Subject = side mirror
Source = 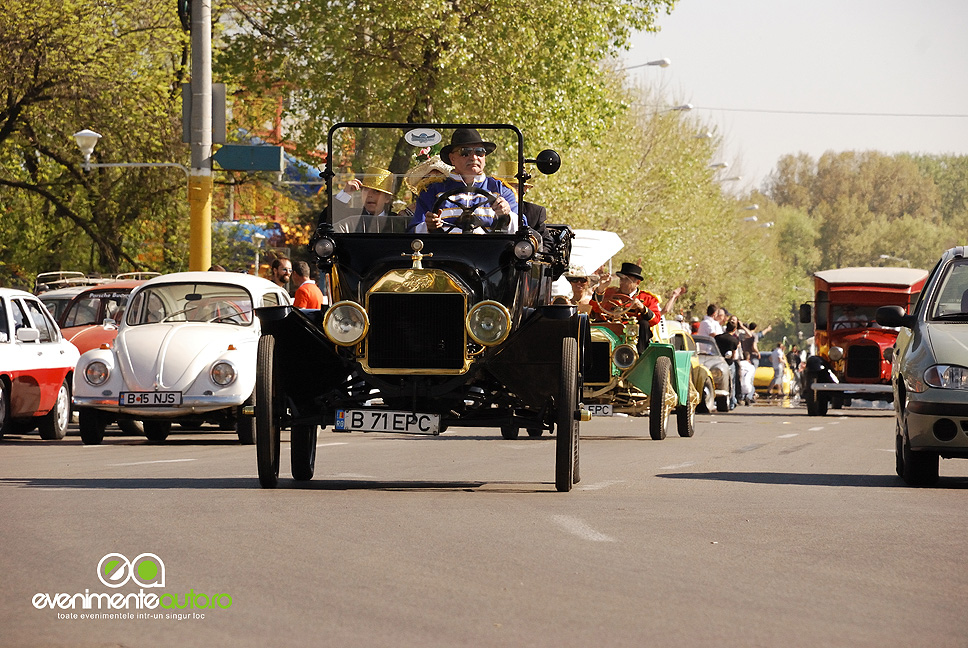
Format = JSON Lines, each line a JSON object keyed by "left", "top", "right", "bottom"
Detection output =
{"left": 799, "top": 303, "right": 812, "bottom": 324}
{"left": 876, "top": 305, "right": 916, "bottom": 329}
{"left": 16, "top": 327, "right": 40, "bottom": 342}
{"left": 530, "top": 149, "right": 561, "bottom": 175}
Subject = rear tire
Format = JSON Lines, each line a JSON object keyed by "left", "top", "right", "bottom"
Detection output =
{"left": 38, "top": 379, "right": 71, "bottom": 440}
{"left": 256, "top": 335, "right": 281, "bottom": 488}
{"left": 697, "top": 376, "right": 715, "bottom": 414}
{"left": 526, "top": 427, "right": 543, "bottom": 437}
{"left": 500, "top": 425, "right": 520, "bottom": 440}
{"left": 676, "top": 380, "right": 698, "bottom": 438}
{"left": 0, "top": 379, "right": 10, "bottom": 439}
{"left": 291, "top": 424, "right": 317, "bottom": 481}
{"left": 237, "top": 392, "right": 256, "bottom": 445}
{"left": 649, "top": 356, "right": 673, "bottom": 440}
{"left": 555, "top": 338, "right": 580, "bottom": 492}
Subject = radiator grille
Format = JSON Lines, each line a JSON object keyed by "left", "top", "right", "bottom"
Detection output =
{"left": 846, "top": 344, "right": 881, "bottom": 379}
{"left": 366, "top": 293, "right": 466, "bottom": 370}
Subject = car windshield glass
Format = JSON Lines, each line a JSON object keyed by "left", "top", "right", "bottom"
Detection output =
{"left": 829, "top": 305, "right": 884, "bottom": 330}
{"left": 126, "top": 283, "right": 253, "bottom": 326}
{"left": 63, "top": 290, "right": 131, "bottom": 327}
{"left": 323, "top": 124, "right": 525, "bottom": 235}
{"left": 695, "top": 338, "right": 720, "bottom": 356}
{"left": 930, "top": 258, "right": 968, "bottom": 320}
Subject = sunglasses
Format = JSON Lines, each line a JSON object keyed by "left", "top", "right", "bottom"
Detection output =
{"left": 279, "top": 268, "right": 292, "bottom": 274}
{"left": 567, "top": 277, "right": 587, "bottom": 284}
{"left": 459, "top": 146, "right": 488, "bottom": 157}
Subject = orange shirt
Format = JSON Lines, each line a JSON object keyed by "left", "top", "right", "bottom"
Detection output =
{"left": 293, "top": 280, "right": 324, "bottom": 309}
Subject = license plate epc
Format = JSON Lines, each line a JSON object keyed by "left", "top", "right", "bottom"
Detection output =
{"left": 336, "top": 409, "right": 439, "bottom": 434}
{"left": 586, "top": 403, "right": 613, "bottom": 416}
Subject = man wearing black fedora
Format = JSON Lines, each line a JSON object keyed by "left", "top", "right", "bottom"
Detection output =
{"left": 407, "top": 128, "right": 520, "bottom": 234}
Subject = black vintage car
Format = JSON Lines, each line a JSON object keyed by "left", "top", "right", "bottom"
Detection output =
{"left": 252, "top": 123, "right": 587, "bottom": 491}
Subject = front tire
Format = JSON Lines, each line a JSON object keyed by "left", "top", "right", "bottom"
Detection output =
{"left": 900, "top": 426, "right": 939, "bottom": 486}
{"left": 143, "top": 420, "right": 171, "bottom": 442}
{"left": 0, "top": 378, "right": 10, "bottom": 439}
{"left": 291, "top": 424, "right": 317, "bottom": 481}
{"left": 500, "top": 425, "right": 520, "bottom": 440}
{"left": 38, "top": 379, "right": 71, "bottom": 440}
{"left": 697, "top": 376, "right": 715, "bottom": 414}
{"left": 555, "top": 337, "right": 580, "bottom": 492}
{"left": 649, "top": 356, "right": 673, "bottom": 440}
{"left": 256, "top": 335, "right": 281, "bottom": 488}
{"left": 79, "top": 409, "right": 109, "bottom": 445}
{"left": 676, "top": 380, "right": 698, "bottom": 438}
{"left": 237, "top": 392, "right": 256, "bottom": 445}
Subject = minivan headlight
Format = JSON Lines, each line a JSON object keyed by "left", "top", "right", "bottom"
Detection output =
{"left": 923, "top": 365, "right": 968, "bottom": 390}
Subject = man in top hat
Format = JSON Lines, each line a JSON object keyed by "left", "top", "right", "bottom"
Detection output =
{"left": 408, "top": 128, "right": 519, "bottom": 234}
{"left": 592, "top": 262, "right": 662, "bottom": 326}
{"left": 333, "top": 166, "right": 407, "bottom": 233}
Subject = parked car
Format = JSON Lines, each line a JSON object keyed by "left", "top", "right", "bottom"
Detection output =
{"left": 692, "top": 334, "right": 732, "bottom": 412}
{"left": 0, "top": 288, "right": 80, "bottom": 439}
{"left": 753, "top": 353, "right": 796, "bottom": 399}
{"left": 72, "top": 272, "right": 291, "bottom": 444}
{"left": 667, "top": 321, "right": 717, "bottom": 414}
{"left": 57, "top": 280, "right": 147, "bottom": 355}
{"left": 876, "top": 246, "right": 968, "bottom": 486}
{"left": 257, "top": 122, "right": 585, "bottom": 491}
{"left": 33, "top": 271, "right": 107, "bottom": 294}
{"left": 39, "top": 285, "right": 87, "bottom": 324}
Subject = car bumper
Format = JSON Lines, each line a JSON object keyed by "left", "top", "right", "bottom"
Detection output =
{"left": 73, "top": 394, "right": 243, "bottom": 417}
{"left": 904, "top": 392, "right": 968, "bottom": 456}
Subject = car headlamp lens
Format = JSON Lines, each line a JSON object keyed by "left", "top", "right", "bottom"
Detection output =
{"left": 711, "top": 367, "right": 723, "bottom": 380}
{"left": 211, "top": 361, "right": 237, "bottom": 386}
{"left": 84, "top": 361, "right": 109, "bottom": 386}
{"left": 923, "top": 365, "right": 968, "bottom": 390}
{"left": 828, "top": 346, "right": 844, "bottom": 361}
{"left": 324, "top": 301, "right": 368, "bottom": 346}
{"left": 466, "top": 300, "right": 511, "bottom": 346}
{"left": 613, "top": 344, "right": 638, "bottom": 370}
{"left": 313, "top": 237, "right": 335, "bottom": 259}
{"left": 513, "top": 240, "right": 535, "bottom": 261}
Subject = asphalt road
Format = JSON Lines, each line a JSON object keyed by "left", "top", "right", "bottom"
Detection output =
{"left": 2, "top": 404, "right": 967, "bottom": 648}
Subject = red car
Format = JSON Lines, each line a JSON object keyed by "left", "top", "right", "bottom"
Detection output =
{"left": 57, "top": 280, "right": 147, "bottom": 355}
{"left": 0, "top": 288, "right": 80, "bottom": 439}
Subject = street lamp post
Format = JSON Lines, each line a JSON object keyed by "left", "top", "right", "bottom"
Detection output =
{"left": 622, "top": 58, "right": 672, "bottom": 71}
{"left": 252, "top": 232, "right": 266, "bottom": 277}
{"left": 73, "top": 130, "right": 190, "bottom": 187}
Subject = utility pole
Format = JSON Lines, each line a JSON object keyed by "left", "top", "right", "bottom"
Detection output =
{"left": 189, "top": 0, "right": 212, "bottom": 271}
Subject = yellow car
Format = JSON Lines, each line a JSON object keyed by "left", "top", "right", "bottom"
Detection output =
{"left": 667, "top": 322, "right": 717, "bottom": 414}
{"left": 753, "top": 354, "right": 796, "bottom": 399}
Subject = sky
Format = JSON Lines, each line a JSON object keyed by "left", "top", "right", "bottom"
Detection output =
{"left": 624, "top": 0, "right": 968, "bottom": 193}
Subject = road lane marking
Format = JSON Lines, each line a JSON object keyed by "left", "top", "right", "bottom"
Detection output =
{"left": 808, "top": 426, "right": 824, "bottom": 431}
{"left": 551, "top": 515, "right": 616, "bottom": 543}
{"left": 578, "top": 480, "right": 625, "bottom": 491}
{"left": 317, "top": 442, "right": 348, "bottom": 448}
{"left": 659, "top": 461, "right": 696, "bottom": 471}
{"left": 108, "top": 459, "right": 198, "bottom": 466}
{"left": 777, "top": 433, "right": 799, "bottom": 439}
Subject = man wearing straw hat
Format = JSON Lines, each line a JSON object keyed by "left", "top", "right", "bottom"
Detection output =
{"left": 333, "top": 166, "right": 406, "bottom": 233}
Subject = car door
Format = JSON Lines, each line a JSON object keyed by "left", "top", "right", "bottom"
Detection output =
{"left": 10, "top": 297, "right": 72, "bottom": 418}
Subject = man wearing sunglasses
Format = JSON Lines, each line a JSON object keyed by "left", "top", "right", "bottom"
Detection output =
{"left": 408, "top": 128, "right": 519, "bottom": 234}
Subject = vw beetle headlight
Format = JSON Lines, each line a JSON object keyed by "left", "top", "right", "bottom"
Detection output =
{"left": 828, "top": 346, "right": 844, "bottom": 362}
{"left": 923, "top": 365, "right": 968, "bottom": 390}
{"left": 211, "top": 361, "right": 237, "bottom": 386}
{"left": 84, "top": 361, "right": 110, "bottom": 386}
{"left": 466, "top": 300, "right": 511, "bottom": 346}
{"left": 324, "top": 301, "right": 368, "bottom": 346}
{"left": 613, "top": 344, "right": 638, "bottom": 370}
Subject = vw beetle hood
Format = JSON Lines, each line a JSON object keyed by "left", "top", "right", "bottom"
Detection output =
{"left": 114, "top": 322, "right": 256, "bottom": 391}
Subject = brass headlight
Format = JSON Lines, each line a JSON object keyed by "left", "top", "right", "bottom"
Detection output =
{"left": 828, "top": 346, "right": 844, "bottom": 362}
{"left": 613, "top": 344, "right": 638, "bottom": 369}
{"left": 323, "top": 301, "right": 369, "bottom": 346}
{"left": 466, "top": 300, "right": 511, "bottom": 346}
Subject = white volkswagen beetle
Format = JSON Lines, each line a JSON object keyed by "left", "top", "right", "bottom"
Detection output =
{"left": 73, "top": 272, "right": 292, "bottom": 444}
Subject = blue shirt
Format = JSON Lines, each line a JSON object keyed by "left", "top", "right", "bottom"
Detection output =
{"left": 408, "top": 174, "right": 521, "bottom": 233}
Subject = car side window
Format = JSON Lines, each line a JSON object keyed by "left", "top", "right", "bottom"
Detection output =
{"left": 0, "top": 299, "right": 8, "bottom": 342}
{"left": 12, "top": 299, "right": 32, "bottom": 336}
{"left": 24, "top": 299, "right": 57, "bottom": 342}
{"left": 262, "top": 292, "right": 280, "bottom": 307}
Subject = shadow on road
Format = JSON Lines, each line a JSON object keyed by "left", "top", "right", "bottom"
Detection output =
{"left": 657, "top": 471, "right": 968, "bottom": 489}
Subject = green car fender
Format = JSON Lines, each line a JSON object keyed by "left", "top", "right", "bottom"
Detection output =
{"left": 624, "top": 343, "right": 694, "bottom": 406}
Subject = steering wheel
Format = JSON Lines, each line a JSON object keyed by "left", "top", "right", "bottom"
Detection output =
{"left": 429, "top": 187, "right": 507, "bottom": 233}
{"left": 597, "top": 293, "right": 639, "bottom": 321}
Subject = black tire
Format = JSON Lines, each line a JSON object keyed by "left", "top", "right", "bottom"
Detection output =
{"left": 237, "top": 392, "right": 256, "bottom": 445}
{"left": 901, "top": 428, "right": 939, "bottom": 487}
{"left": 526, "top": 427, "right": 544, "bottom": 438}
{"left": 38, "top": 378, "right": 71, "bottom": 440}
{"left": 79, "top": 409, "right": 108, "bottom": 445}
{"left": 715, "top": 394, "right": 729, "bottom": 413}
{"left": 0, "top": 378, "right": 10, "bottom": 439}
{"left": 291, "top": 424, "right": 317, "bottom": 481}
{"left": 143, "top": 420, "right": 171, "bottom": 442}
{"left": 555, "top": 337, "right": 580, "bottom": 492}
{"left": 650, "top": 356, "right": 673, "bottom": 440}
{"left": 256, "top": 335, "right": 281, "bottom": 488}
{"left": 500, "top": 425, "right": 520, "bottom": 440}
{"left": 895, "top": 428, "right": 904, "bottom": 477}
{"left": 831, "top": 394, "right": 844, "bottom": 410}
{"left": 676, "top": 380, "right": 698, "bottom": 438}
{"left": 816, "top": 392, "right": 829, "bottom": 416}
{"left": 697, "top": 376, "right": 715, "bottom": 414}
{"left": 118, "top": 419, "right": 144, "bottom": 436}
